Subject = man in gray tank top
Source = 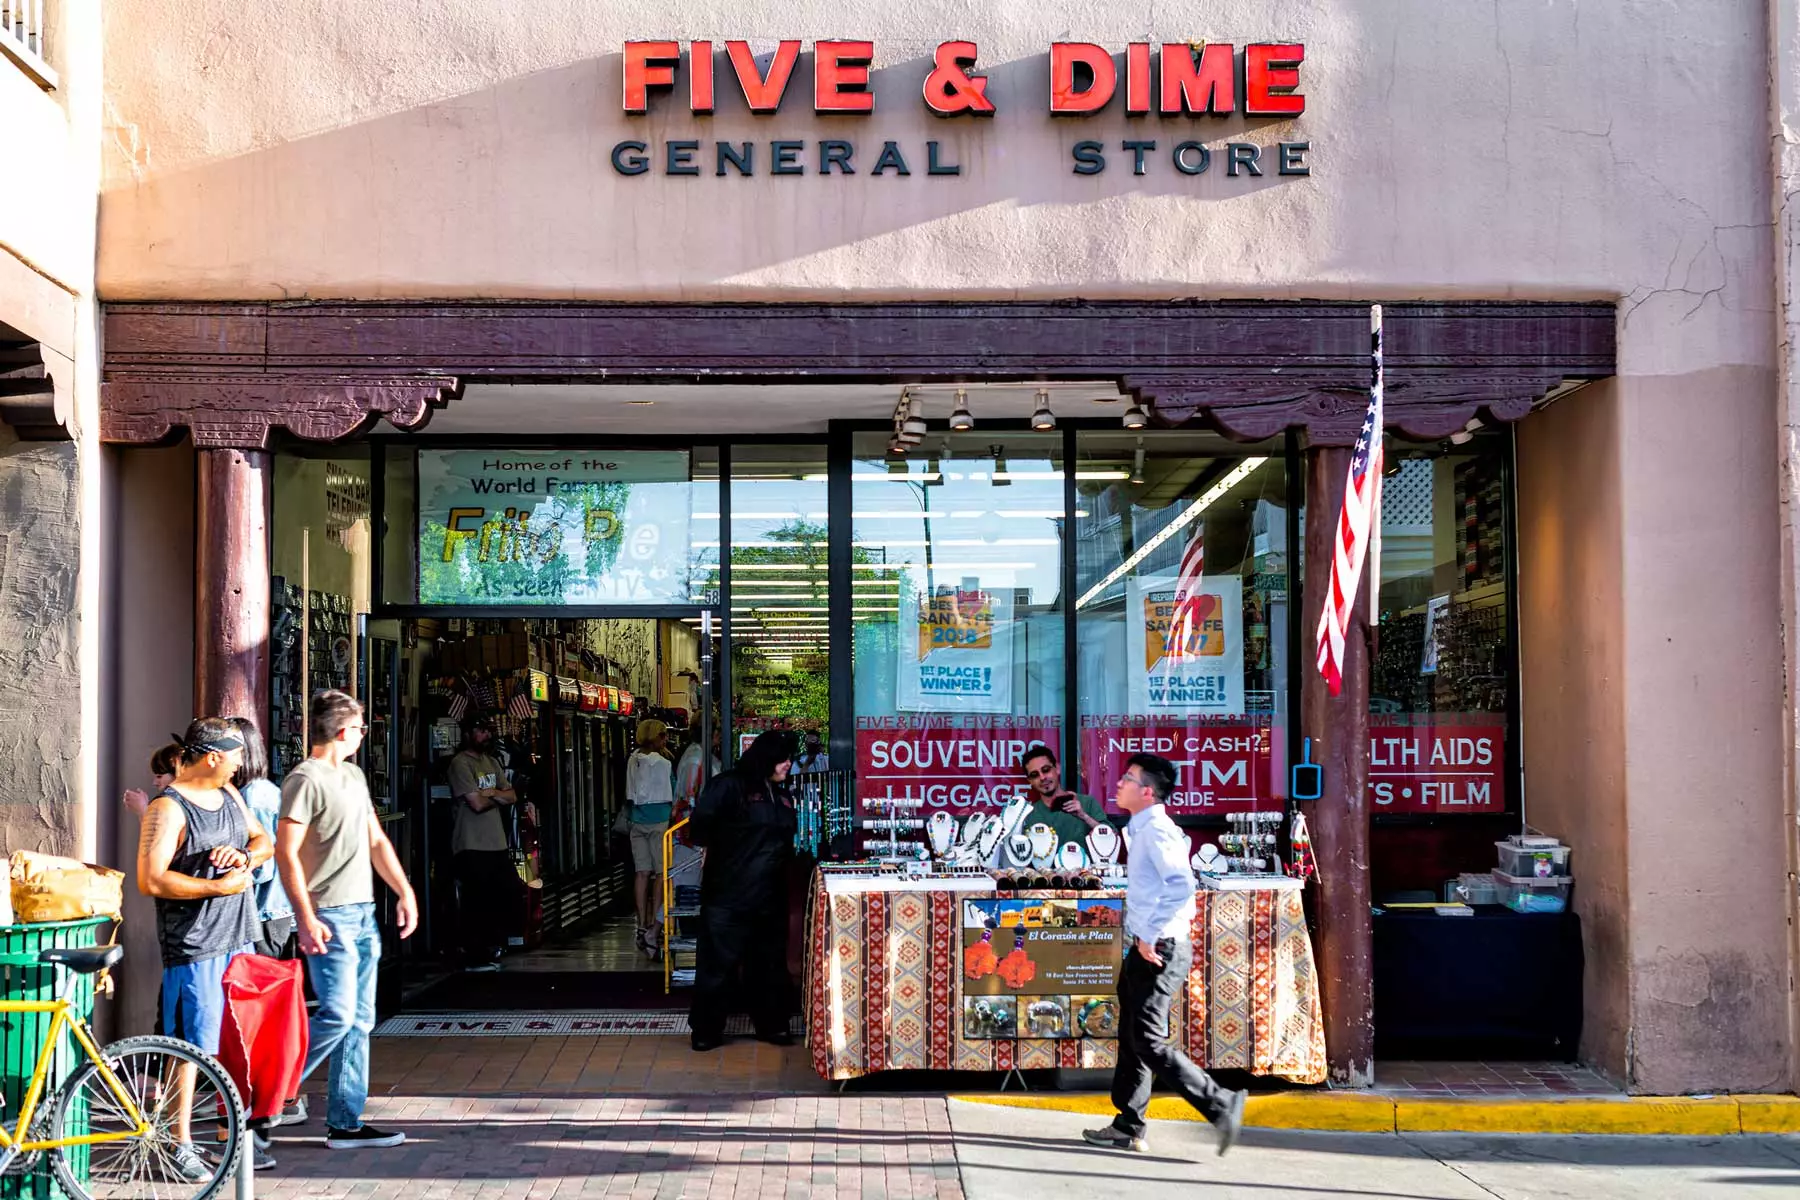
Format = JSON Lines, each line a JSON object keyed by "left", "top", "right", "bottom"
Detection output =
{"left": 137, "top": 716, "right": 274, "bottom": 1178}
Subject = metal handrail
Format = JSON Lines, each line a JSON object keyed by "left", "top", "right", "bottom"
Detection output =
{"left": 661, "top": 816, "right": 691, "bottom": 994}
{"left": 0, "top": 1, "right": 56, "bottom": 89}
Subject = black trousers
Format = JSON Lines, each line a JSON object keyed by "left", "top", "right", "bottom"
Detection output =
{"left": 454, "top": 849, "right": 519, "bottom": 962}
{"left": 1110, "top": 938, "right": 1233, "bottom": 1136}
{"left": 690, "top": 900, "right": 789, "bottom": 1040}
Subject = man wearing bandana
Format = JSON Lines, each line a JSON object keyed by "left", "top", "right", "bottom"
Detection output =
{"left": 137, "top": 716, "right": 273, "bottom": 1178}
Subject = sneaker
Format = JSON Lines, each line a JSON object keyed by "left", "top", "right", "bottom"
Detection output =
{"left": 1081, "top": 1124, "right": 1148, "bottom": 1153}
{"left": 1213, "top": 1089, "right": 1248, "bottom": 1157}
{"left": 167, "top": 1142, "right": 211, "bottom": 1182}
{"left": 253, "top": 1146, "right": 277, "bottom": 1171}
{"left": 274, "top": 1096, "right": 308, "bottom": 1127}
{"left": 325, "top": 1124, "right": 406, "bottom": 1150}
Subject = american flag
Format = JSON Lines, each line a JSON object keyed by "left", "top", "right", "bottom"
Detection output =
{"left": 1314, "top": 305, "right": 1385, "bottom": 697}
{"left": 1166, "top": 523, "right": 1205, "bottom": 659}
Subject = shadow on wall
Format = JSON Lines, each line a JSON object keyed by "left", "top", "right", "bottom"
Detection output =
{"left": 98, "top": 48, "right": 1306, "bottom": 297}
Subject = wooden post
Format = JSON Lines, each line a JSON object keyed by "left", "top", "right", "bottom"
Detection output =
{"left": 1301, "top": 444, "right": 1376, "bottom": 1087}
{"left": 195, "top": 448, "right": 272, "bottom": 735}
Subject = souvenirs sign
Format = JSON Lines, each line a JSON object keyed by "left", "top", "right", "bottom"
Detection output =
{"left": 855, "top": 716, "right": 1057, "bottom": 814}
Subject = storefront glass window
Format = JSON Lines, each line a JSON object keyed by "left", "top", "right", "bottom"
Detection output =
{"left": 396, "top": 446, "right": 720, "bottom": 606}
{"left": 1074, "top": 434, "right": 1289, "bottom": 816}
{"left": 1370, "top": 434, "right": 1515, "bottom": 815}
{"left": 724, "top": 446, "right": 830, "bottom": 764}
{"left": 851, "top": 432, "right": 1065, "bottom": 812}
{"left": 271, "top": 449, "right": 373, "bottom": 778}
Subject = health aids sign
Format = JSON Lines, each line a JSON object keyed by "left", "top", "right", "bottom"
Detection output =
{"left": 611, "top": 40, "right": 1310, "bottom": 180}
{"left": 896, "top": 587, "right": 1015, "bottom": 714}
{"left": 1369, "top": 722, "right": 1505, "bottom": 813}
{"left": 418, "top": 450, "right": 697, "bottom": 605}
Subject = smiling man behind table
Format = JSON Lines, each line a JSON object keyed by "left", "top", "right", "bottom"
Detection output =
{"left": 1018, "top": 743, "right": 1109, "bottom": 850}
{"left": 276, "top": 689, "right": 419, "bottom": 1150}
{"left": 1083, "top": 752, "right": 1247, "bottom": 1158}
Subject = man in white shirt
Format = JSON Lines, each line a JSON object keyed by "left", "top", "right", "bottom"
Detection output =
{"left": 626, "top": 718, "right": 675, "bottom": 954}
{"left": 1083, "top": 752, "right": 1247, "bottom": 1158}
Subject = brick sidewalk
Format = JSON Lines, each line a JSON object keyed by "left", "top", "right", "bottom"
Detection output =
{"left": 255, "top": 1036, "right": 963, "bottom": 1200}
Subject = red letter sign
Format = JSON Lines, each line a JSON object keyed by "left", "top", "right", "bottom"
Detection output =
{"left": 815, "top": 39, "right": 875, "bottom": 113}
{"left": 623, "top": 40, "right": 680, "bottom": 113}
{"left": 1161, "top": 42, "right": 1235, "bottom": 114}
{"left": 922, "top": 40, "right": 995, "bottom": 115}
{"left": 1245, "top": 43, "right": 1305, "bottom": 116}
{"left": 690, "top": 39, "right": 715, "bottom": 113}
{"left": 1050, "top": 43, "right": 1116, "bottom": 114}
{"left": 1125, "top": 43, "right": 1152, "bottom": 114}
{"left": 726, "top": 39, "right": 802, "bottom": 113}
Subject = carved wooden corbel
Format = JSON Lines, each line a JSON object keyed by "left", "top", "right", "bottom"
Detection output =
{"left": 101, "top": 374, "right": 458, "bottom": 449}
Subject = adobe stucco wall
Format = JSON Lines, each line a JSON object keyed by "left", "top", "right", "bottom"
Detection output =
{"left": 0, "top": 2, "right": 103, "bottom": 862}
{"left": 93, "top": 2, "right": 1795, "bottom": 1088}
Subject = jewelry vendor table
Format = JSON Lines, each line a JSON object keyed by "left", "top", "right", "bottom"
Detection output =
{"left": 803, "top": 871, "right": 1328, "bottom": 1084}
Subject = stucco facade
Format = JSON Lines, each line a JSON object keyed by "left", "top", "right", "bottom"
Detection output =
{"left": 0, "top": 0, "right": 1777, "bottom": 1092}
{"left": 0, "top": 2, "right": 102, "bottom": 867}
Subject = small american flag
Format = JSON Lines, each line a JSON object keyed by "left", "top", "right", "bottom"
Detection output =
{"left": 445, "top": 690, "right": 469, "bottom": 723}
{"left": 1315, "top": 305, "right": 1386, "bottom": 697}
{"left": 1166, "top": 523, "right": 1205, "bottom": 659}
{"left": 508, "top": 684, "right": 535, "bottom": 721}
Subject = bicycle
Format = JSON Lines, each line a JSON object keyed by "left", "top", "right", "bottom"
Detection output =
{"left": 0, "top": 943, "right": 246, "bottom": 1200}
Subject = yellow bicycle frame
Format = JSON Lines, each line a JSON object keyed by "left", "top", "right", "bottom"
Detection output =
{"left": 0, "top": 996, "right": 148, "bottom": 1153}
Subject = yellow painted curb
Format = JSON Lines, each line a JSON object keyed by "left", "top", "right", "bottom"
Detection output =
{"left": 952, "top": 1091, "right": 1800, "bottom": 1135}
{"left": 950, "top": 1091, "right": 1396, "bottom": 1132}
{"left": 1398, "top": 1096, "right": 1740, "bottom": 1136}
{"left": 1738, "top": 1095, "right": 1800, "bottom": 1134}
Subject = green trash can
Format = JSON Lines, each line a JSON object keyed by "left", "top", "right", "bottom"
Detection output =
{"left": 0, "top": 917, "right": 110, "bottom": 1200}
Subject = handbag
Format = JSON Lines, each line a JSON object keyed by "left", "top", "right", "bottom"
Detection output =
{"left": 9, "top": 850, "right": 125, "bottom": 922}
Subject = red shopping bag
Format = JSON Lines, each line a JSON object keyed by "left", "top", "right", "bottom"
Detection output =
{"left": 218, "top": 954, "right": 309, "bottom": 1121}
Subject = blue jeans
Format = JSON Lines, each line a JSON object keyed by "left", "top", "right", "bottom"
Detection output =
{"left": 300, "top": 903, "right": 379, "bottom": 1131}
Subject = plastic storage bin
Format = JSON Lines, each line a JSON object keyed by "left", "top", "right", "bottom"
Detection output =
{"left": 1493, "top": 870, "right": 1573, "bottom": 913}
{"left": 1452, "top": 872, "right": 1500, "bottom": 905}
{"left": 1495, "top": 841, "right": 1572, "bottom": 878}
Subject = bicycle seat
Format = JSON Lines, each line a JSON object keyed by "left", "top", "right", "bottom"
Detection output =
{"left": 38, "top": 945, "right": 123, "bottom": 974}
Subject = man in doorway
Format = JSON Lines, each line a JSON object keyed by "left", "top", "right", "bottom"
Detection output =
{"left": 277, "top": 690, "right": 418, "bottom": 1151}
{"left": 626, "top": 718, "right": 675, "bottom": 955}
{"left": 447, "top": 717, "right": 520, "bottom": 971}
{"left": 137, "top": 718, "right": 272, "bottom": 1178}
{"left": 1018, "top": 743, "right": 1109, "bottom": 852}
{"left": 793, "top": 730, "right": 827, "bottom": 774}
{"left": 1083, "top": 753, "right": 1246, "bottom": 1157}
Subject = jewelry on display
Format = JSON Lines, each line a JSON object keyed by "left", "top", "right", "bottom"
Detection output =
{"left": 1056, "top": 841, "right": 1087, "bottom": 872}
{"left": 1027, "top": 821, "right": 1058, "bottom": 866}
{"left": 928, "top": 811, "right": 958, "bottom": 858}
{"left": 1077, "top": 997, "right": 1120, "bottom": 1038}
{"left": 1086, "top": 823, "right": 1120, "bottom": 865}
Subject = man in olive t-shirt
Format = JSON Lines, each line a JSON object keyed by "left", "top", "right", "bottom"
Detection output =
{"left": 446, "top": 720, "right": 518, "bottom": 970}
{"left": 1018, "top": 744, "right": 1110, "bottom": 856}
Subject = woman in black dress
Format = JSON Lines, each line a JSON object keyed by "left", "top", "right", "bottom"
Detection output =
{"left": 686, "top": 730, "right": 797, "bottom": 1051}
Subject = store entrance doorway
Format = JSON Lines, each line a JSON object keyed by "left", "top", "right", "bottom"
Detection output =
{"left": 362, "top": 612, "right": 720, "bottom": 1012}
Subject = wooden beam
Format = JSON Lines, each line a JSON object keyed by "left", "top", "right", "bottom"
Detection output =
{"left": 1302, "top": 444, "right": 1375, "bottom": 1087}
{"left": 195, "top": 448, "right": 272, "bottom": 735}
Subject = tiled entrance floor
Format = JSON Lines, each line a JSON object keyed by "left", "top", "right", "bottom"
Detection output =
{"left": 1372, "top": 1060, "right": 1622, "bottom": 1097}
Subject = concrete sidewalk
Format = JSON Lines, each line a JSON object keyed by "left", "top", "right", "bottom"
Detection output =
{"left": 947, "top": 1100, "right": 1800, "bottom": 1200}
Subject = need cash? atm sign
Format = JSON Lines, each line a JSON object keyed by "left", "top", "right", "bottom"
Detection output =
{"left": 612, "top": 40, "right": 1310, "bottom": 180}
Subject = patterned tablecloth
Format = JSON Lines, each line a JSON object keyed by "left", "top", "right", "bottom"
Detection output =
{"left": 804, "top": 875, "right": 1327, "bottom": 1084}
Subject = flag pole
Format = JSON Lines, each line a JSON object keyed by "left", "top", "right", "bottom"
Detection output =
{"left": 1368, "top": 305, "right": 1384, "bottom": 653}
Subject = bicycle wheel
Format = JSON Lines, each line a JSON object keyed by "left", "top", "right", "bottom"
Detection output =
{"left": 48, "top": 1034, "right": 244, "bottom": 1200}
